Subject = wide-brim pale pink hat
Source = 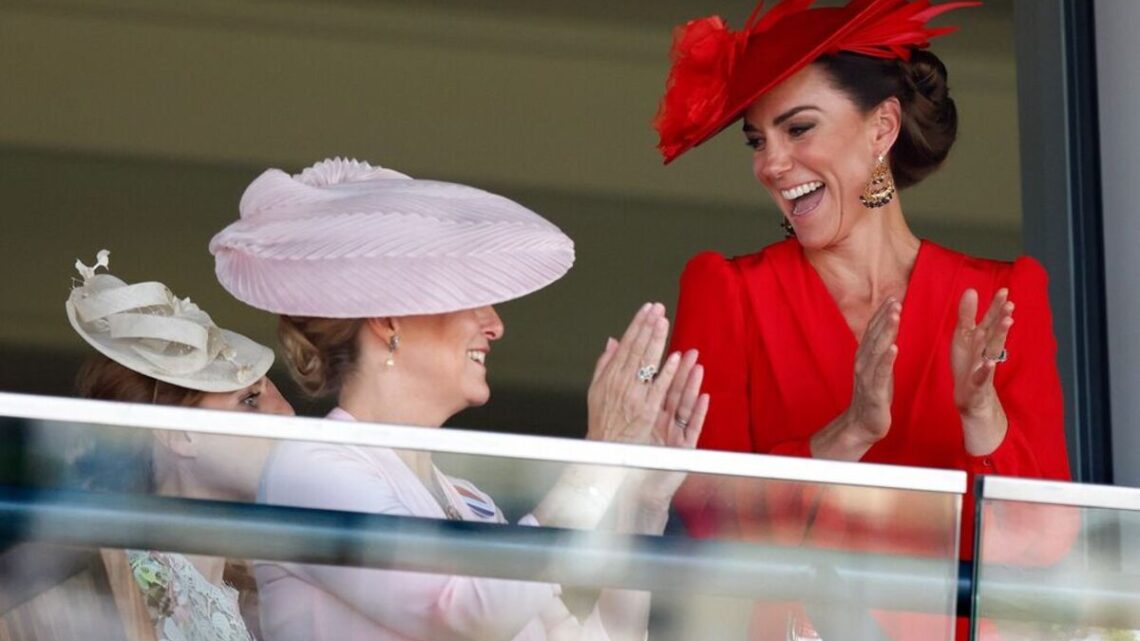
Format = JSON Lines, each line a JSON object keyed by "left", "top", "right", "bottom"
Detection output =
{"left": 209, "top": 158, "right": 576, "bottom": 318}
{"left": 66, "top": 250, "right": 274, "bottom": 393}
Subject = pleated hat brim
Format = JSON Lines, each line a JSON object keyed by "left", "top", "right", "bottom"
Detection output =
{"left": 210, "top": 160, "right": 576, "bottom": 318}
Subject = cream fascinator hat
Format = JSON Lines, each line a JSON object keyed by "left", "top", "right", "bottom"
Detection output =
{"left": 66, "top": 250, "right": 274, "bottom": 392}
{"left": 209, "top": 158, "right": 575, "bottom": 318}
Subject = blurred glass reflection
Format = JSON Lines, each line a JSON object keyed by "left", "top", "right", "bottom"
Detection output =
{"left": 975, "top": 480, "right": 1140, "bottom": 641}
{"left": 0, "top": 405, "right": 965, "bottom": 640}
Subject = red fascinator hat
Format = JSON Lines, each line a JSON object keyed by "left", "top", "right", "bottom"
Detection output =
{"left": 654, "top": 0, "right": 979, "bottom": 164}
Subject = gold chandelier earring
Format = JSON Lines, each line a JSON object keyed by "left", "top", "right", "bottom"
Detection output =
{"left": 780, "top": 217, "right": 796, "bottom": 239}
{"left": 859, "top": 155, "right": 895, "bottom": 208}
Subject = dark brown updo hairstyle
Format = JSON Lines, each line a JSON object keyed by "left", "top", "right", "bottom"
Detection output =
{"left": 815, "top": 49, "right": 957, "bottom": 189}
{"left": 277, "top": 316, "right": 364, "bottom": 398}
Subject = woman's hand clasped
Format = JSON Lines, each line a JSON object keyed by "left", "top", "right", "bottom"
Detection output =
{"left": 650, "top": 349, "right": 708, "bottom": 451}
{"left": 951, "top": 288, "right": 1012, "bottom": 456}
{"left": 542, "top": 303, "right": 708, "bottom": 534}
{"left": 587, "top": 303, "right": 683, "bottom": 446}
{"left": 634, "top": 349, "right": 709, "bottom": 513}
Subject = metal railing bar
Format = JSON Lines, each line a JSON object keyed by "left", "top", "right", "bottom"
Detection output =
{"left": 0, "top": 392, "right": 966, "bottom": 494}
{"left": 979, "top": 475, "right": 1140, "bottom": 511}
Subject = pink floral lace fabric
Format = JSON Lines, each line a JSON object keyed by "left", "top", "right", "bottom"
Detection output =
{"left": 128, "top": 551, "right": 255, "bottom": 641}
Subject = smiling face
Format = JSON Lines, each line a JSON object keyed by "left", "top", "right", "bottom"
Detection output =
{"left": 743, "top": 63, "right": 898, "bottom": 249}
{"left": 394, "top": 306, "right": 505, "bottom": 415}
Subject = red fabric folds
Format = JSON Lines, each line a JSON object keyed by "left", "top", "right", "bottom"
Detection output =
{"left": 668, "top": 240, "right": 1074, "bottom": 641}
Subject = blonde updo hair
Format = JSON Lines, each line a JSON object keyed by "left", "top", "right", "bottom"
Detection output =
{"left": 277, "top": 316, "right": 365, "bottom": 398}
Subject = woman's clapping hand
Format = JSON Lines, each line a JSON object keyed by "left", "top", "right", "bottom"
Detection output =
{"left": 633, "top": 348, "right": 709, "bottom": 514}
{"left": 952, "top": 288, "right": 1013, "bottom": 455}
{"left": 811, "top": 297, "right": 900, "bottom": 461}
{"left": 587, "top": 303, "right": 684, "bottom": 446}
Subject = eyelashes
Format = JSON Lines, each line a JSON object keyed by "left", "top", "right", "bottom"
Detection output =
{"left": 744, "top": 122, "right": 817, "bottom": 151}
{"left": 788, "top": 123, "right": 815, "bottom": 137}
{"left": 241, "top": 391, "right": 261, "bottom": 408}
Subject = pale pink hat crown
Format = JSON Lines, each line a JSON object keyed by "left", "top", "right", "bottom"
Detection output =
{"left": 210, "top": 158, "right": 575, "bottom": 318}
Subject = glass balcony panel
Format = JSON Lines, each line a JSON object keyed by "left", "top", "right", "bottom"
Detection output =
{"left": 974, "top": 476, "right": 1140, "bottom": 641}
{"left": 1, "top": 392, "right": 965, "bottom": 641}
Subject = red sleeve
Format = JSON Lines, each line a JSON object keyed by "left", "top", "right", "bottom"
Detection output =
{"left": 767, "top": 435, "right": 814, "bottom": 457}
{"left": 970, "top": 257, "right": 1077, "bottom": 567}
{"left": 966, "top": 257, "right": 1071, "bottom": 481}
{"left": 669, "top": 252, "right": 755, "bottom": 537}
{"left": 669, "top": 252, "right": 753, "bottom": 454}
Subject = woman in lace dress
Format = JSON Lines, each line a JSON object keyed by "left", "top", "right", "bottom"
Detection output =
{"left": 66, "top": 250, "right": 295, "bottom": 641}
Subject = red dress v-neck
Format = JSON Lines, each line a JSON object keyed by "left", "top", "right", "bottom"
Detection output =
{"left": 669, "top": 239, "right": 1072, "bottom": 640}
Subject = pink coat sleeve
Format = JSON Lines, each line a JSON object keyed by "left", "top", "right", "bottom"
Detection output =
{"left": 259, "top": 443, "right": 561, "bottom": 641}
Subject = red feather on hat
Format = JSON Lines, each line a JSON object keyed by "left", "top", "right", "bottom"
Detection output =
{"left": 835, "top": 0, "right": 982, "bottom": 60}
{"left": 652, "top": 16, "right": 742, "bottom": 163}
{"left": 654, "top": 0, "right": 980, "bottom": 164}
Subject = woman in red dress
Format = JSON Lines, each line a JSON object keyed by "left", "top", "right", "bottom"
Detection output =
{"left": 654, "top": 1, "right": 1073, "bottom": 639}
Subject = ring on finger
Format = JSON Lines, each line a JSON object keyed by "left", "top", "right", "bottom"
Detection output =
{"left": 674, "top": 415, "right": 690, "bottom": 429}
{"left": 636, "top": 365, "right": 657, "bottom": 383}
{"left": 982, "top": 348, "right": 1008, "bottom": 364}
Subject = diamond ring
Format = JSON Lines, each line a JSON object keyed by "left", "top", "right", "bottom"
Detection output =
{"left": 636, "top": 365, "right": 657, "bottom": 383}
{"left": 983, "top": 348, "right": 1008, "bottom": 364}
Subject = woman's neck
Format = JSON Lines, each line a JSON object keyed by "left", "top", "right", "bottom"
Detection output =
{"left": 338, "top": 370, "right": 444, "bottom": 484}
{"left": 154, "top": 470, "right": 238, "bottom": 503}
{"left": 804, "top": 202, "right": 920, "bottom": 305}
{"left": 338, "top": 368, "right": 452, "bottom": 428}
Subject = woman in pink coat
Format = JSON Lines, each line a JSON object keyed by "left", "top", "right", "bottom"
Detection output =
{"left": 211, "top": 158, "right": 708, "bottom": 641}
